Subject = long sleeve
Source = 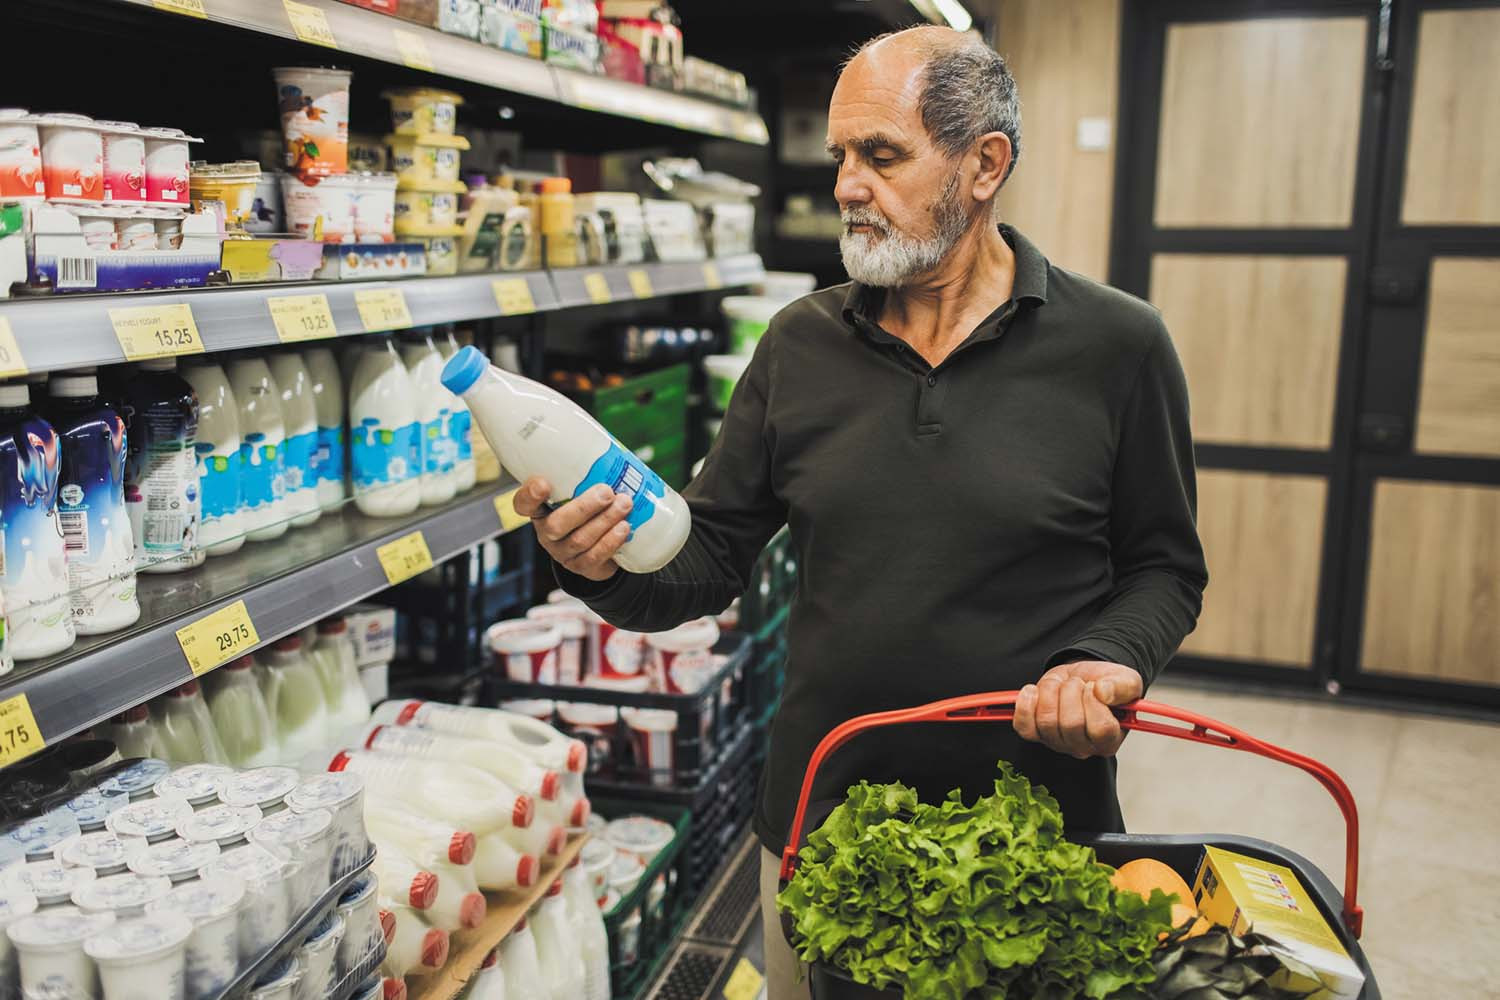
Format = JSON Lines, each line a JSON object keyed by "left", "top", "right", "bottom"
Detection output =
{"left": 1047, "top": 320, "right": 1208, "bottom": 685}
{"left": 554, "top": 329, "right": 788, "bottom": 632}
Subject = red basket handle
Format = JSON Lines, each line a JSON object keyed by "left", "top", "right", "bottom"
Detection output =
{"left": 779, "top": 691, "right": 1363, "bottom": 938}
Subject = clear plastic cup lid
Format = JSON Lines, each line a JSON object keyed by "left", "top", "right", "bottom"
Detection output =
{"left": 219, "top": 767, "right": 300, "bottom": 809}
{"left": 250, "top": 807, "right": 332, "bottom": 849}
{"left": 178, "top": 804, "right": 263, "bottom": 846}
{"left": 127, "top": 838, "right": 220, "bottom": 880}
{"left": 72, "top": 872, "right": 171, "bottom": 913}
{"left": 153, "top": 764, "right": 234, "bottom": 804}
{"left": 286, "top": 773, "right": 364, "bottom": 813}
{"left": 605, "top": 816, "right": 675, "bottom": 858}
{"left": 149, "top": 874, "right": 244, "bottom": 922}
{"left": 6, "top": 908, "right": 115, "bottom": 951}
{"left": 107, "top": 799, "right": 192, "bottom": 841}
{"left": 4, "top": 808, "right": 82, "bottom": 859}
{"left": 608, "top": 851, "right": 644, "bottom": 885}
{"left": 201, "top": 844, "right": 288, "bottom": 887}
{"left": 101, "top": 759, "right": 171, "bottom": 798}
{"left": 84, "top": 911, "right": 192, "bottom": 962}
{"left": 0, "top": 888, "right": 38, "bottom": 923}
{"left": 337, "top": 871, "right": 376, "bottom": 909}
{"left": 580, "top": 838, "right": 614, "bottom": 870}
{"left": 8, "top": 860, "right": 96, "bottom": 905}
{"left": 302, "top": 910, "right": 344, "bottom": 950}
{"left": 251, "top": 954, "right": 303, "bottom": 992}
{"left": 65, "top": 790, "right": 129, "bottom": 830}
{"left": 585, "top": 813, "right": 608, "bottom": 837}
{"left": 57, "top": 832, "right": 141, "bottom": 872}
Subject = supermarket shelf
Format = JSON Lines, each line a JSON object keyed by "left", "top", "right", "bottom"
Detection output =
{"left": 0, "top": 255, "right": 763, "bottom": 375}
{"left": 113, "top": 0, "right": 769, "bottom": 145}
{"left": 0, "top": 479, "right": 521, "bottom": 753}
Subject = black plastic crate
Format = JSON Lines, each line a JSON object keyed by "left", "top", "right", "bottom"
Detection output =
{"left": 492, "top": 633, "right": 753, "bottom": 789}
{"left": 737, "top": 529, "right": 793, "bottom": 634}
{"left": 746, "top": 629, "right": 788, "bottom": 731}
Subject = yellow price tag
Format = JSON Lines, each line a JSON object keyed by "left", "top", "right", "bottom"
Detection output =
{"left": 377, "top": 531, "right": 434, "bottom": 585}
{"left": 701, "top": 262, "right": 723, "bottom": 289}
{"left": 153, "top": 0, "right": 207, "bottom": 17}
{"left": 0, "top": 318, "right": 28, "bottom": 378}
{"left": 268, "top": 293, "right": 337, "bottom": 343}
{"left": 492, "top": 278, "right": 536, "bottom": 316}
{"left": 393, "top": 28, "right": 434, "bottom": 71}
{"left": 495, "top": 488, "right": 530, "bottom": 533}
{"left": 355, "top": 288, "right": 413, "bottom": 332}
{"left": 583, "top": 272, "right": 612, "bottom": 305}
{"left": 283, "top": 0, "right": 338, "bottom": 48}
{"left": 108, "top": 303, "right": 204, "bottom": 361}
{"left": 0, "top": 693, "right": 45, "bottom": 769}
{"left": 176, "top": 600, "right": 261, "bottom": 677}
{"left": 627, "top": 269, "right": 654, "bottom": 299}
{"left": 722, "top": 958, "right": 765, "bottom": 1000}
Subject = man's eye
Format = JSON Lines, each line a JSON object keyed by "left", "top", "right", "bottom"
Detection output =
{"left": 871, "top": 157, "right": 895, "bottom": 167}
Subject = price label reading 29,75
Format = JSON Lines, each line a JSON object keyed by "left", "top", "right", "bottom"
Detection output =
{"left": 176, "top": 600, "right": 261, "bottom": 677}
{"left": 109, "top": 303, "right": 205, "bottom": 362}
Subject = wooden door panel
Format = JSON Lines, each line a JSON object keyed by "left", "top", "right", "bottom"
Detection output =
{"left": 1151, "top": 254, "right": 1346, "bottom": 448}
{"left": 1413, "top": 257, "right": 1500, "bottom": 459}
{"left": 1154, "top": 16, "right": 1366, "bottom": 228}
{"left": 1361, "top": 480, "right": 1500, "bottom": 684}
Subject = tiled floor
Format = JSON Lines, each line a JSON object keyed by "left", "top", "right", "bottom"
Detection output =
{"left": 1118, "top": 680, "right": 1500, "bottom": 1000}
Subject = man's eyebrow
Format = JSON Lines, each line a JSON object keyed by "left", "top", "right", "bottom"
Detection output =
{"left": 825, "top": 134, "right": 909, "bottom": 157}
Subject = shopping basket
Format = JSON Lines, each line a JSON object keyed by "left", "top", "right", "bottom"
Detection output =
{"left": 778, "top": 691, "right": 1380, "bottom": 999}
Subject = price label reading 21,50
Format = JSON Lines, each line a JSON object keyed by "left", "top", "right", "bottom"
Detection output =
{"left": 176, "top": 600, "right": 261, "bottom": 677}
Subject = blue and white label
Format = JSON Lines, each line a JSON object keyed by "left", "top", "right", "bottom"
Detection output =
{"left": 315, "top": 425, "right": 344, "bottom": 485}
{"left": 240, "top": 436, "right": 286, "bottom": 511}
{"left": 449, "top": 410, "right": 472, "bottom": 462}
{"left": 572, "top": 440, "right": 665, "bottom": 539}
{"left": 352, "top": 419, "right": 421, "bottom": 488}
{"left": 420, "top": 414, "right": 455, "bottom": 476}
{"left": 195, "top": 443, "right": 241, "bottom": 521}
{"left": 282, "top": 430, "right": 318, "bottom": 495}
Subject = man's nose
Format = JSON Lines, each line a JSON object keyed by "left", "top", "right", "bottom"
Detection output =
{"left": 834, "top": 160, "right": 871, "bottom": 210}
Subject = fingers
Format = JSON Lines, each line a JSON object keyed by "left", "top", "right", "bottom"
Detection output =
{"left": 560, "top": 519, "right": 630, "bottom": 580}
{"left": 1033, "top": 674, "right": 1064, "bottom": 752}
{"left": 1056, "top": 677, "right": 1094, "bottom": 759}
{"left": 512, "top": 477, "right": 553, "bottom": 519}
{"left": 555, "top": 493, "right": 633, "bottom": 561}
{"left": 1082, "top": 681, "right": 1124, "bottom": 755}
{"left": 1014, "top": 684, "right": 1039, "bottom": 743}
{"left": 535, "top": 485, "right": 617, "bottom": 544}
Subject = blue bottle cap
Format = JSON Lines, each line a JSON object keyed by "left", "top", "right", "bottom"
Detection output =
{"left": 440, "top": 345, "right": 488, "bottom": 396}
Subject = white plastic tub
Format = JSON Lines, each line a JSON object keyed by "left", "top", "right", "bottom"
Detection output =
{"left": 84, "top": 910, "right": 193, "bottom": 1000}
{"left": 488, "top": 619, "right": 562, "bottom": 685}
{"left": 177, "top": 804, "right": 262, "bottom": 849}
{"left": 149, "top": 876, "right": 244, "bottom": 1000}
{"left": 620, "top": 709, "right": 678, "bottom": 788}
{"left": 7, "top": 907, "right": 115, "bottom": 1000}
{"left": 218, "top": 767, "right": 299, "bottom": 815}
{"left": 200, "top": 846, "right": 294, "bottom": 959}
{"left": 645, "top": 617, "right": 720, "bottom": 695}
{"left": 72, "top": 872, "right": 173, "bottom": 916}
{"left": 720, "top": 295, "right": 782, "bottom": 355}
{"left": 153, "top": 764, "right": 234, "bottom": 807}
{"left": 702, "top": 354, "right": 750, "bottom": 412}
{"left": 10, "top": 859, "right": 98, "bottom": 906}
{"left": 127, "top": 839, "right": 221, "bottom": 884}
{"left": 249, "top": 808, "right": 334, "bottom": 912}
{"left": 297, "top": 910, "right": 344, "bottom": 999}
{"left": 525, "top": 605, "right": 588, "bottom": 685}
{"left": 281, "top": 172, "right": 358, "bottom": 243}
{"left": 107, "top": 800, "right": 193, "bottom": 844}
{"left": 286, "top": 773, "right": 368, "bottom": 881}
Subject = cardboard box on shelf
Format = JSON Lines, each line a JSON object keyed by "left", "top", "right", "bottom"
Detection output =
{"left": 28, "top": 204, "right": 222, "bottom": 293}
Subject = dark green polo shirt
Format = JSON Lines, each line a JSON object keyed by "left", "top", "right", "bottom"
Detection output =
{"left": 559, "top": 226, "right": 1208, "bottom": 853}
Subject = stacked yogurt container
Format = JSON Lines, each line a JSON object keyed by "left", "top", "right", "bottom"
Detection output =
{"left": 0, "top": 760, "right": 384, "bottom": 1000}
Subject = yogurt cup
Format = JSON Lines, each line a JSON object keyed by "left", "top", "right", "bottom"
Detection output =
{"left": 382, "top": 88, "right": 463, "bottom": 136}
{"left": 126, "top": 839, "right": 220, "bottom": 884}
{"left": 584, "top": 674, "right": 650, "bottom": 695}
{"left": 556, "top": 702, "right": 620, "bottom": 775}
{"left": 580, "top": 838, "right": 614, "bottom": 900}
{"left": 97, "top": 121, "right": 146, "bottom": 203}
{"left": 115, "top": 214, "right": 159, "bottom": 251}
{"left": 620, "top": 709, "right": 678, "bottom": 788}
{"left": 6, "top": 907, "right": 115, "bottom": 1000}
{"left": 200, "top": 845, "right": 293, "bottom": 960}
{"left": 72, "top": 872, "right": 172, "bottom": 916}
{"left": 245, "top": 172, "right": 283, "bottom": 234}
{"left": 645, "top": 618, "right": 720, "bottom": 695}
{"left": 5, "top": 808, "right": 82, "bottom": 862}
{"left": 0, "top": 887, "right": 39, "bottom": 990}
{"left": 218, "top": 767, "right": 299, "bottom": 814}
{"left": 65, "top": 791, "right": 129, "bottom": 833}
{"left": 498, "top": 699, "right": 555, "bottom": 722}
{"left": 0, "top": 109, "right": 45, "bottom": 199}
{"left": 286, "top": 773, "right": 367, "bottom": 881}
{"left": 189, "top": 160, "right": 262, "bottom": 230}
{"left": 335, "top": 873, "right": 381, "bottom": 981}
{"left": 84, "top": 911, "right": 193, "bottom": 1000}
{"left": 101, "top": 759, "right": 171, "bottom": 800}
{"left": 487, "top": 619, "right": 562, "bottom": 685}
{"left": 584, "top": 813, "right": 608, "bottom": 839}
{"left": 248, "top": 808, "right": 334, "bottom": 912}
{"left": 297, "top": 910, "right": 344, "bottom": 1000}
{"left": 616, "top": 904, "right": 641, "bottom": 964}
{"left": 8, "top": 860, "right": 97, "bottom": 907}
{"left": 605, "top": 816, "right": 675, "bottom": 864}
{"left": 154, "top": 764, "right": 235, "bottom": 807}
{"left": 107, "top": 798, "right": 193, "bottom": 844}
{"left": 409, "top": 231, "right": 460, "bottom": 275}
{"left": 384, "top": 132, "right": 468, "bottom": 187}
{"left": 177, "top": 804, "right": 262, "bottom": 849}
{"left": 353, "top": 977, "right": 382, "bottom": 1000}
{"left": 274, "top": 67, "right": 351, "bottom": 178}
{"left": 352, "top": 172, "right": 398, "bottom": 242}
{"left": 37, "top": 113, "right": 105, "bottom": 202}
{"left": 155, "top": 214, "right": 183, "bottom": 250}
{"left": 526, "top": 605, "right": 589, "bottom": 685}
{"left": 393, "top": 187, "right": 460, "bottom": 229}
{"left": 78, "top": 211, "right": 120, "bottom": 250}
{"left": 280, "top": 172, "right": 358, "bottom": 243}
{"left": 147, "top": 877, "right": 244, "bottom": 1000}
{"left": 141, "top": 127, "right": 199, "bottom": 204}
{"left": 598, "top": 623, "right": 648, "bottom": 679}
{"left": 607, "top": 850, "right": 645, "bottom": 895}
{"left": 56, "top": 832, "right": 142, "bottom": 877}
{"left": 248, "top": 954, "right": 302, "bottom": 1000}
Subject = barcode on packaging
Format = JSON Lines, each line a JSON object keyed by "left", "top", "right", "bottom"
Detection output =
{"left": 57, "top": 257, "right": 98, "bottom": 290}
{"left": 58, "top": 511, "right": 88, "bottom": 553}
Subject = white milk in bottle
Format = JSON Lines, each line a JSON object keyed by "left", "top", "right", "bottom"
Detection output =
{"left": 435, "top": 332, "right": 476, "bottom": 492}
{"left": 531, "top": 881, "right": 585, "bottom": 1000}
{"left": 225, "top": 356, "right": 290, "bottom": 542}
{"left": 349, "top": 339, "right": 421, "bottom": 518}
{"left": 266, "top": 352, "right": 321, "bottom": 528}
{"left": 259, "top": 636, "right": 328, "bottom": 763}
{"left": 123, "top": 359, "right": 205, "bottom": 573}
{"left": 302, "top": 347, "right": 347, "bottom": 511}
{"left": 399, "top": 332, "right": 456, "bottom": 506}
{"left": 499, "top": 920, "right": 545, "bottom": 1000}
{"left": 440, "top": 347, "right": 690, "bottom": 573}
{"left": 180, "top": 360, "right": 245, "bottom": 557}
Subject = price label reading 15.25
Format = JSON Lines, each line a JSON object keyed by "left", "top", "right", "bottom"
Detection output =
{"left": 0, "top": 317, "right": 29, "bottom": 379}
{"left": 377, "top": 531, "right": 435, "bottom": 585}
{"left": 108, "top": 303, "right": 205, "bottom": 362}
{"left": 175, "top": 599, "right": 261, "bottom": 677}
{"left": 0, "top": 693, "right": 45, "bottom": 769}
{"left": 268, "top": 293, "right": 338, "bottom": 343}
{"left": 355, "top": 288, "right": 413, "bottom": 332}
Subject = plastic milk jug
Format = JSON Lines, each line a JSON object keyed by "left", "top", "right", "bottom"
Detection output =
{"left": 435, "top": 332, "right": 476, "bottom": 492}
{"left": 180, "top": 359, "right": 245, "bottom": 557}
{"left": 349, "top": 339, "right": 421, "bottom": 518}
{"left": 225, "top": 356, "right": 289, "bottom": 542}
{"left": 302, "top": 347, "right": 347, "bottom": 511}
{"left": 267, "top": 352, "right": 321, "bottom": 528}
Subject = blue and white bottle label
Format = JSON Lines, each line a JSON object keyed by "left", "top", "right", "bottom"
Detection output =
{"left": 240, "top": 435, "right": 286, "bottom": 510}
{"left": 283, "top": 430, "right": 318, "bottom": 495}
{"left": 352, "top": 419, "right": 421, "bottom": 488}
{"left": 315, "top": 425, "right": 345, "bottom": 484}
{"left": 572, "top": 440, "right": 665, "bottom": 539}
{"left": 195, "top": 443, "right": 241, "bottom": 521}
{"left": 421, "top": 415, "right": 455, "bottom": 475}
{"left": 449, "top": 409, "right": 472, "bottom": 462}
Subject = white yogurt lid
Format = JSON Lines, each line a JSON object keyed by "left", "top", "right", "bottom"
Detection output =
{"left": 149, "top": 875, "right": 245, "bottom": 922}
{"left": 153, "top": 764, "right": 234, "bottom": 804}
{"left": 499, "top": 699, "right": 556, "bottom": 717}
{"left": 620, "top": 708, "right": 678, "bottom": 733}
{"left": 558, "top": 702, "right": 620, "bottom": 727}
{"left": 8, "top": 860, "right": 96, "bottom": 905}
{"left": 6, "top": 907, "right": 114, "bottom": 952}
{"left": 0, "top": 888, "right": 38, "bottom": 924}
{"left": 644, "top": 617, "right": 719, "bottom": 653}
{"left": 488, "top": 619, "right": 562, "bottom": 654}
{"left": 219, "top": 767, "right": 300, "bottom": 809}
{"left": 608, "top": 850, "right": 645, "bottom": 886}
{"left": 584, "top": 812, "right": 608, "bottom": 838}
{"left": 32, "top": 113, "right": 100, "bottom": 129}
{"left": 83, "top": 911, "right": 192, "bottom": 963}
{"left": 65, "top": 790, "right": 129, "bottom": 830}
{"left": 581, "top": 837, "right": 615, "bottom": 870}
{"left": 250, "top": 807, "right": 333, "bottom": 850}
{"left": 57, "top": 831, "right": 141, "bottom": 873}
{"left": 72, "top": 872, "right": 171, "bottom": 913}
{"left": 178, "top": 803, "right": 263, "bottom": 846}
{"left": 127, "top": 838, "right": 220, "bottom": 880}
{"left": 107, "top": 798, "right": 193, "bottom": 841}
{"left": 605, "top": 816, "right": 675, "bottom": 859}
{"left": 4, "top": 808, "right": 82, "bottom": 859}
{"left": 586, "top": 675, "right": 651, "bottom": 694}
{"left": 526, "top": 605, "right": 587, "bottom": 638}
{"left": 0, "top": 109, "right": 36, "bottom": 123}
{"left": 201, "top": 844, "right": 288, "bottom": 887}
{"left": 286, "top": 773, "right": 364, "bottom": 813}
{"left": 101, "top": 759, "right": 171, "bottom": 798}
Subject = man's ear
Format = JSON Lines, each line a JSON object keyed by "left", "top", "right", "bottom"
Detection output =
{"left": 971, "top": 131, "right": 1013, "bottom": 204}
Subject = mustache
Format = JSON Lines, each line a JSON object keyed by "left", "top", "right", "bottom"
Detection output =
{"left": 841, "top": 207, "right": 891, "bottom": 235}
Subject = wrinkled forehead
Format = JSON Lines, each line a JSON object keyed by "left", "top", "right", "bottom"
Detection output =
{"left": 827, "top": 48, "right": 930, "bottom": 152}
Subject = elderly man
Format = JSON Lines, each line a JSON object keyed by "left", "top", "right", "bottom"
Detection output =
{"left": 515, "top": 25, "right": 1207, "bottom": 996}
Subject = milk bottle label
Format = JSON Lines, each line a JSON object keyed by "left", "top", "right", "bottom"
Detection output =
{"left": 421, "top": 414, "right": 455, "bottom": 475}
{"left": 195, "top": 443, "right": 241, "bottom": 521}
{"left": 59, "top": 413, "right": 135, "bottom": 620}
{"left": 315, "top": 425, "right": 344, "bottom": 484}
{"left": 283, "top": 429, "right": 318, "bottom": 494}
{"left": 352, "top": 419, "right": 420, "bottom": 490}
{"left": 240, "top": 436, "right": 286, "bottom": 510}
{"left": 3, "top": 421, "right": 71, "bottom": 630}
{"left": 573, "top": 441, "right": 664, "bottom": 540}
{"left": 126, "top": 411, "right": 200, "bottom": 559}
{"left": 450, "top": 409, "right": 472, "bottom": 462}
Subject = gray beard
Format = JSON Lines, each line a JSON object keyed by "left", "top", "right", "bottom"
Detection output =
{"left": 839, "top": 169, "right": 971, "bottom": 288}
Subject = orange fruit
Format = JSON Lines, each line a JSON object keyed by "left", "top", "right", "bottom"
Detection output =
{"left": 1111, "top": 858, "right": 1209, "bottom": 938}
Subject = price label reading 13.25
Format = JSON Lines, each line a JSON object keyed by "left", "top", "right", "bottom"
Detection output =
{"left": 175, "top": 599, "right": 261, "bottom": 677}
{"left": 108, "top": 303, "right": 205, "bottom": 362}
{"left": 268, "top": 293, "right": 338, "bottom": 343}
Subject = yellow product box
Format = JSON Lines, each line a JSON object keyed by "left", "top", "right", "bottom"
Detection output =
{"left": 1193, "top": 846, "right": 1365, "bottom": 1000}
